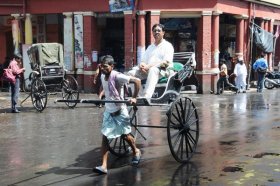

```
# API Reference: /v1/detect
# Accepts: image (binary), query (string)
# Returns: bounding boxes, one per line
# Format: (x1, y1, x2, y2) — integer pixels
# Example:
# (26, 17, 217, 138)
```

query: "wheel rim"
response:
(108, 106, 138, 157)
(31, 79, 48, 112)
(167, 96, 199, 163)
(264, 80, 274, 89)
(62, 75, 79, 108)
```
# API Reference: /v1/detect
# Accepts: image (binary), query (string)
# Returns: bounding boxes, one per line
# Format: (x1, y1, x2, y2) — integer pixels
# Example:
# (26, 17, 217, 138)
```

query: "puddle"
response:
(222, 166, 243, 172)
(219, 140, 238, 145)
(253, 152, 280, 158)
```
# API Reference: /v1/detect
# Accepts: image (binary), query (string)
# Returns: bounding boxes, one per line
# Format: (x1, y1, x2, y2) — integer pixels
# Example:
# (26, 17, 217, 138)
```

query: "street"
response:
(0, 89, 280, 185)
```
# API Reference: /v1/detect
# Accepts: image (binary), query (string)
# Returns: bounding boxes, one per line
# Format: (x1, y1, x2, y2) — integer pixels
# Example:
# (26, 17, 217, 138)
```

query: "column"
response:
(25, 13, 32, 45)
(196, 11, 212, 94)
(211, 11, 222, 92)
(268, 19, 274, 70)
(124, 10, 134, 70)
(148, 10, 160, 45)
(63, 12, 74, 72)
(11, 14, 20, 55)
(137, 11, 146, 65)
(235, 15, 248, 57)
(83, 12, 97, 93)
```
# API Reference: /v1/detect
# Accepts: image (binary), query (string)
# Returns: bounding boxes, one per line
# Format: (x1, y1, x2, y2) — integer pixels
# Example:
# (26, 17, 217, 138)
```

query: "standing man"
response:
(253, 53, 268, 93)
(9, 53, 25, 113)
(128, 23, 174, 98)
(233, 56, 247, 93)
(93, 55, 141, 174)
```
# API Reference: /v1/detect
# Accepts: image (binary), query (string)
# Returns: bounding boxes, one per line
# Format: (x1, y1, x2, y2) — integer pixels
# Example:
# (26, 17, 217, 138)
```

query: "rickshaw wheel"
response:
(61, 75, 79, 108)
(264, 79, 275, 89)
(30, 78, 48, 112)
(167, 96, 199, 163)
(108, 106, 138, 157)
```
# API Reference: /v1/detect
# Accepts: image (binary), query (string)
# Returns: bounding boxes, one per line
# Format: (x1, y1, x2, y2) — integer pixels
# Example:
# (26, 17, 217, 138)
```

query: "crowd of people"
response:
(214, 52, 268, 95)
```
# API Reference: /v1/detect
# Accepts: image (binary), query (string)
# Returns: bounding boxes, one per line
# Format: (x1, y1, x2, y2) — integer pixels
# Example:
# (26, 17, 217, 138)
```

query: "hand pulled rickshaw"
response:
(21, 43, 79, 112)
(55, 52, 199, 163)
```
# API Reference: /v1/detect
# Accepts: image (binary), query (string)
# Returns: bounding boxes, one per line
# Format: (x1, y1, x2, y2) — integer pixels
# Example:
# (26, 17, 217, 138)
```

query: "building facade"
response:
(0, 0, 280, 93)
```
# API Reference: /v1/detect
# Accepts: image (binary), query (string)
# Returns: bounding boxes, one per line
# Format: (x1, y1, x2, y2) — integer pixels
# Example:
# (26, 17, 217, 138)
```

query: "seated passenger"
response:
(127, 23, 174, 98)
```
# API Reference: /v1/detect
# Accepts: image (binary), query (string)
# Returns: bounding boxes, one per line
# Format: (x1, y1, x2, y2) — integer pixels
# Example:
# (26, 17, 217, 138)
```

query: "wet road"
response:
(1, 89, 280, 185)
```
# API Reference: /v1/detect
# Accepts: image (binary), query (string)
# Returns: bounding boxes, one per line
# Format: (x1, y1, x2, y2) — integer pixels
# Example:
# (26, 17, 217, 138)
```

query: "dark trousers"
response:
(10, 78, 20, 110)
(257, 73, 265, 92)
(217, 76, 238, 93)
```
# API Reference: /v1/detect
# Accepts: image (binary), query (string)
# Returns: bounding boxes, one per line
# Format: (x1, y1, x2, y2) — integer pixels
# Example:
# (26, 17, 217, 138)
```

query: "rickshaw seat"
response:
(158, 62, 184, 83)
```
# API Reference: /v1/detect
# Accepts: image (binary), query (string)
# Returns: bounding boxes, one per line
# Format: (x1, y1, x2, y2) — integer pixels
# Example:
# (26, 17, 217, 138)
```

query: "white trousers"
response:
(127, 66, 161, 98)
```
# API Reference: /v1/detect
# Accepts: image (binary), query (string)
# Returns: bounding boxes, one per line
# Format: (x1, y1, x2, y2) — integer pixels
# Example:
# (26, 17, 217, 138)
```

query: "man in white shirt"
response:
(128, 23, 174, 98)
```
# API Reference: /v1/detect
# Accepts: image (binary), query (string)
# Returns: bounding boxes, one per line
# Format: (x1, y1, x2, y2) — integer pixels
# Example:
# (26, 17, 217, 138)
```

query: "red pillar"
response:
(124, 11, 134, 70)
(268, 19, 274, 70)
(83, 12, 97, 93)
(211, 11, 221, 92)
(197, 11, 212, 93)
(137, 11, 146, 65)
(148, 10, 160, 45)
(235, 16, 245, 56)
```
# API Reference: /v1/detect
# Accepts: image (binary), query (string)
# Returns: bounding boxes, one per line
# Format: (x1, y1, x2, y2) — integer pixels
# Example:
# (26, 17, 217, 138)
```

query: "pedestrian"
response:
(9, 53, 25, 113)
(215, 61, 238, 95)
(253, 53, 268, 93)
(127, 23, 174, 98)
(93, 55, 141, 174)
(233, 56, 247, 93)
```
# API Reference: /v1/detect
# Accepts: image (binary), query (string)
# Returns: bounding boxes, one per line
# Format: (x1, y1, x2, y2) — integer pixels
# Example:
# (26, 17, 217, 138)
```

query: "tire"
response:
(61, 75, 79, 108)
(30, 78, 48, 112)
(167, 96, 199, 163)
(264, 79, 275, 89)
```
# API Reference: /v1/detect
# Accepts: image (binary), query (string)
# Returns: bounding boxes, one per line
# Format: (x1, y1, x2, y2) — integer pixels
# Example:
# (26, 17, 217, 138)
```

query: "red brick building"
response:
(0, 0, 280, 93)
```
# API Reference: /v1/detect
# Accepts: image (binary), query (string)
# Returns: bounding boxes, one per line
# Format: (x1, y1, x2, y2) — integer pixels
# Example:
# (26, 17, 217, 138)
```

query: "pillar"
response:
(235, 15, 247, 56)
(25, 13, 32, 45)
(83, 12, 97, 93)
(148, 10, 160, 45)
(196, 11, 212, 94)
(268, 19, 274, 71)
(124, 10, 134, 70)
(63, 12, 74, 72)
(137, 11, 146, 65)
(211, 11, 222, 92)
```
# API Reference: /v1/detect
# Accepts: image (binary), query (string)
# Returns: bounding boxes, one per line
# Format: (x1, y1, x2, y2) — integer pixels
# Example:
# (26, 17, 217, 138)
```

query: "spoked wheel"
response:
(167, 96, 199, 163)
(30, 78, 48, 112)
(108, 106, 138, 157)
(264, 79, 275, 89)
(22, 78, 32, 92)
(61, 75, 79, 108)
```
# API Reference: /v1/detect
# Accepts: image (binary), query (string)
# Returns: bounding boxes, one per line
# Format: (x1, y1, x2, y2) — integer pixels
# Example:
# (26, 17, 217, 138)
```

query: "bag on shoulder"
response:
(2, 68, 15, 84)
(257, 67, 267, 74)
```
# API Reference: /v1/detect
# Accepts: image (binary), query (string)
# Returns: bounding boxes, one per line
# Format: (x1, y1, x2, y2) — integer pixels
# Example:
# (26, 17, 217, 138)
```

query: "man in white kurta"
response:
(128, 23, 174, 98)
(234, 57, 247, 93)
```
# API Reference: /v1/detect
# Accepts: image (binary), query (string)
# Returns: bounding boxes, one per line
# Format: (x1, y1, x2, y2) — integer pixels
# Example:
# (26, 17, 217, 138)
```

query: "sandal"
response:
(93, 166, 108, 174)
(132, 150, 141, 165)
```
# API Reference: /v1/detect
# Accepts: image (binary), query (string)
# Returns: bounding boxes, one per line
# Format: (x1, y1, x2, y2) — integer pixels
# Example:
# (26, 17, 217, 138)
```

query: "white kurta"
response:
(234, 63, 247, 91)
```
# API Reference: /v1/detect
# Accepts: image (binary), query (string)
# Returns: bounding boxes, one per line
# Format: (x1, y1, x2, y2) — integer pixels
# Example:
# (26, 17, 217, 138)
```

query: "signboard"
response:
(74, 14, 84, 69)
(109, 0, 134, 12)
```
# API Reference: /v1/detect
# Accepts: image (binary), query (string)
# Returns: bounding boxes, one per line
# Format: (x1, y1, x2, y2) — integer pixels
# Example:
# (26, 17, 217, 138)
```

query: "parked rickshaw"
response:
(22, 43, 79, 112)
